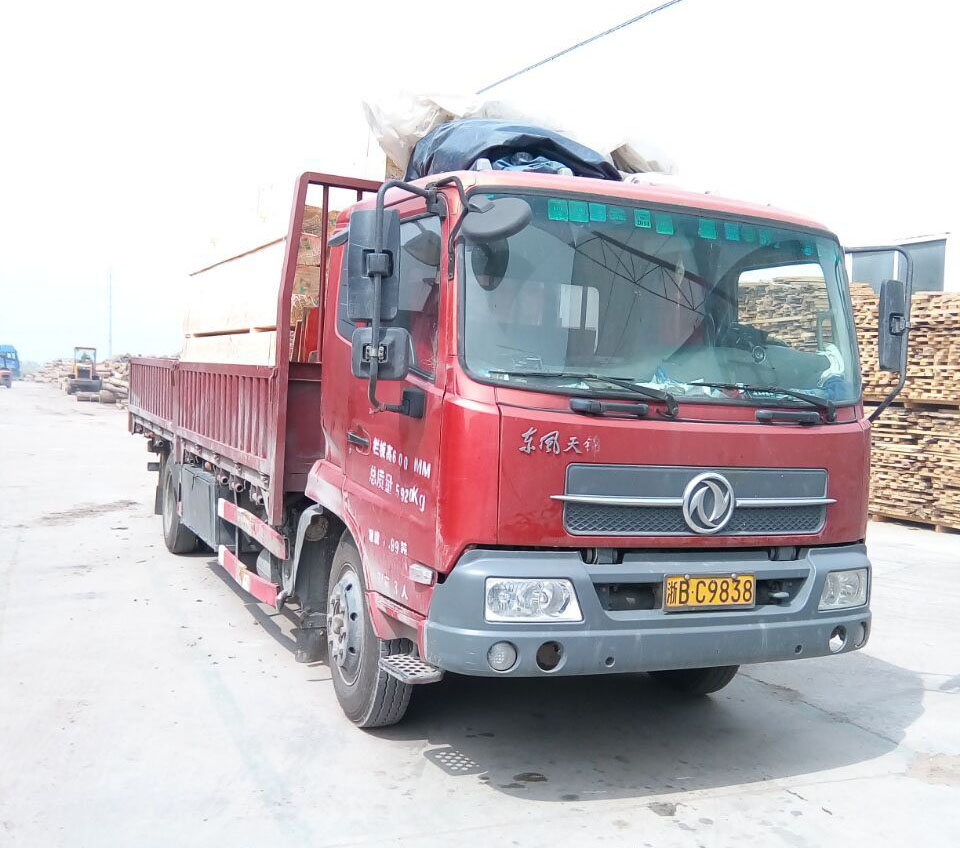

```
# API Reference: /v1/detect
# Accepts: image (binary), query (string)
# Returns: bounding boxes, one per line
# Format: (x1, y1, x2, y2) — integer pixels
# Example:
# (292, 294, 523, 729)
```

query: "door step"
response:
(379, 653, 443, 685)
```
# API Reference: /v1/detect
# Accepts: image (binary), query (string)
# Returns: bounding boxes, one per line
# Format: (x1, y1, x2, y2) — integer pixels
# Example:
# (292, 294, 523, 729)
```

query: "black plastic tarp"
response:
(404, 119, 622, 182)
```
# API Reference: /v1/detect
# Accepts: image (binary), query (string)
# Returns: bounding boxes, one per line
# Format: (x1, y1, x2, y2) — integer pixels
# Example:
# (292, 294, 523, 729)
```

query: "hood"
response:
(495, 388, 869, 549)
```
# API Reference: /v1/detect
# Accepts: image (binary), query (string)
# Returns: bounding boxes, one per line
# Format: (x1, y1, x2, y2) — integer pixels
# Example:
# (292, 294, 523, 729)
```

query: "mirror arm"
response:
(426, 175, 490, 279)
(844, 246, 914, 422)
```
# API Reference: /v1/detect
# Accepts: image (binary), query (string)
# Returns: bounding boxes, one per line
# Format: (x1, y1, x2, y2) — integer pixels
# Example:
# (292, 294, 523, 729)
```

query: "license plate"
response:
(663, 574, 756, 611)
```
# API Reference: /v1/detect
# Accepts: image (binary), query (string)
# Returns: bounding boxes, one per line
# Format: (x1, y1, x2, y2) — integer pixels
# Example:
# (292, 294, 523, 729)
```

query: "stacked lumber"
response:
(181, 205, 338, 365)
(853, 285, 960, 530)
(851, 284, 960, 404)
(868, 404, 960, 531)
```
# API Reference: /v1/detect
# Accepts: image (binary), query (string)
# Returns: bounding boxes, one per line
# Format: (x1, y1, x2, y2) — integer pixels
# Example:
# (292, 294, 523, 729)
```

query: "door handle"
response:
(347, 430, 370, 450)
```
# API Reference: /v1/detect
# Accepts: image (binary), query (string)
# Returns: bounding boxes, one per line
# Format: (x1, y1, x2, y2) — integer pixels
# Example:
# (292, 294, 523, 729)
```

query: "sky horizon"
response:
(1, 0, 956, 363)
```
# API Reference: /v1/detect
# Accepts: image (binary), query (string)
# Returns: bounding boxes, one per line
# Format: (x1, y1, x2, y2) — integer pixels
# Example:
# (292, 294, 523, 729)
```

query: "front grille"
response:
(565, 502, 824, 536)
(561, 464, 829, 537)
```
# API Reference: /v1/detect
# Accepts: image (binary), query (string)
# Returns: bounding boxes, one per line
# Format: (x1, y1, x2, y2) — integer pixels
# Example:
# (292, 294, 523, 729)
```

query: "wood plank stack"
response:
(867, 404, 960, 531)
(180, 205, 338, 365)
(851, 283, 960, 404)
(852, 284, 960, 530)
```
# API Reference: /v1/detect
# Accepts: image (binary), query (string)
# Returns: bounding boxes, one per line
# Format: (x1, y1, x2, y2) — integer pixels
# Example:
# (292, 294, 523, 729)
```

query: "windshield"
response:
(462, 192, 860, 406)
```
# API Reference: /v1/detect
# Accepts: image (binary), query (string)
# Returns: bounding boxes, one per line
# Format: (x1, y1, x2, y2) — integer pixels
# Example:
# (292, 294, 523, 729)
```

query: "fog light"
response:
(829, 625, 847, 653)
(484, 578, 583, 623)
(536, 641, 563, 671)
(487, 641, 518, 672)
(819, 568, 868, 610)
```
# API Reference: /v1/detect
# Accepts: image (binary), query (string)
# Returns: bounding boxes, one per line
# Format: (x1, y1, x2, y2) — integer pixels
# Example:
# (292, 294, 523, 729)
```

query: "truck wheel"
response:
(327, 534, 411, 728)
(161, 460, 198, 554)
(650, 665, 739, 695)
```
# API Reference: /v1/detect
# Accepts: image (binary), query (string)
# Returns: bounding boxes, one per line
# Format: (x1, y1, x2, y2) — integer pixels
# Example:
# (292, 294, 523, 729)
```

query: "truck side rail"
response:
(128, 356, 176, 435)
(129, 358, 275, 486)
(175, 362, 274, 475)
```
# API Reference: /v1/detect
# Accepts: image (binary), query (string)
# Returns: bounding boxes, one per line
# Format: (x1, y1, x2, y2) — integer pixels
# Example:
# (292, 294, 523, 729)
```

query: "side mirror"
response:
(346, 209, 401, 321)
(350, 327, 411, 381)
(878, 278, 907, 372)
(461, 196, 532, 243)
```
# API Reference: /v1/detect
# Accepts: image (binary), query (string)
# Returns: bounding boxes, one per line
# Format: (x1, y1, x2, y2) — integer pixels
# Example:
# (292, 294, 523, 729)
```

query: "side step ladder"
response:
(217, 545, 280, 608)
(379, 654, 443, 685)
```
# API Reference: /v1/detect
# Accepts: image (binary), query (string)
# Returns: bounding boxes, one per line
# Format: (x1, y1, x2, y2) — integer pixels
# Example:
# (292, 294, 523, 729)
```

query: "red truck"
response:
(128, 169, 912, 727)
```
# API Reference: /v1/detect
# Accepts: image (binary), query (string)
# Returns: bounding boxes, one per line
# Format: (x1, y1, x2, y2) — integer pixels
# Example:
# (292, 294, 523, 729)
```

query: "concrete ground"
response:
(1, 381, 958, 848)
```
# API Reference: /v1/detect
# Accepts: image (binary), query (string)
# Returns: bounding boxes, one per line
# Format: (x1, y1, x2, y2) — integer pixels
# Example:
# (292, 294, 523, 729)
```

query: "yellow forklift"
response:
(66, 346, 103, 394)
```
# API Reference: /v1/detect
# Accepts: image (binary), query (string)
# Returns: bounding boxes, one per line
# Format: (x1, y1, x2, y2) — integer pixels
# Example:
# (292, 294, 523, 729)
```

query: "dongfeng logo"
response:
(682, 473, 736, 534)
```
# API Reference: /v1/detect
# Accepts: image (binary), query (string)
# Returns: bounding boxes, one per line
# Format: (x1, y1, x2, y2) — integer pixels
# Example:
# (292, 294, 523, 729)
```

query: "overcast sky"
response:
(1, 0, 956, 362)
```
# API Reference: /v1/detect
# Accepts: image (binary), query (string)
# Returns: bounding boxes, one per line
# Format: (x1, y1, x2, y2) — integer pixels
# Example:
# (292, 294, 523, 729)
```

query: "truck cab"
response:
(0, 345, 19, 387)
(310, 170, 878, 716)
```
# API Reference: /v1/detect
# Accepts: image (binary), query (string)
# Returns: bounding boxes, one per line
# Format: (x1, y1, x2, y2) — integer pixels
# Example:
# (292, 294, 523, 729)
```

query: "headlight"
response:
(819, 568, 868, 610)
(484, 578, 583, 623)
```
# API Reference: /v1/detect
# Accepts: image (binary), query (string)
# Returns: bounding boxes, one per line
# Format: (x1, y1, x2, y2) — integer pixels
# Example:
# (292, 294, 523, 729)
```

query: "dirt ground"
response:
(1, 381, 958, 847)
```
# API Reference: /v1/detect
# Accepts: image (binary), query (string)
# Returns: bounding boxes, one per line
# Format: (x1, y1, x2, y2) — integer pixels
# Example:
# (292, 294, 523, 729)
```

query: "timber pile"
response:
(868, 404, 960, 531)
(851, 284, 960, 405)
(852, 285, 960, 531)
(28, 355, 132, 407)
(99, 356, 131, 405)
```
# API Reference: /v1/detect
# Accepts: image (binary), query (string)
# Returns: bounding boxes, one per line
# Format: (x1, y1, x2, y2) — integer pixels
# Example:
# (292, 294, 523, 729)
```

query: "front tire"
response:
(650, 665, 739, 695)
(327, 534, 411, 728)
(161, 458, 198, 554)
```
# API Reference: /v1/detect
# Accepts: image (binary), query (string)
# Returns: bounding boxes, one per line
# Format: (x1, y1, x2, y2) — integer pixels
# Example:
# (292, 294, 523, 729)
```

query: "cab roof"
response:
(366, 170, 835, 238)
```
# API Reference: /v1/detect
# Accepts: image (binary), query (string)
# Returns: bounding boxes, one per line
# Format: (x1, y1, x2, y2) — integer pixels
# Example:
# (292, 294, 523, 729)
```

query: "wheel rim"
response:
(162, 471, 175, 537)
(328, 567, 364, 686)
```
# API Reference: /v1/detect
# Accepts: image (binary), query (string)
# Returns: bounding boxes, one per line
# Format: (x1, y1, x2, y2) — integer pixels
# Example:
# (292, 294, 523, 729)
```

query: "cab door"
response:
(342, 212, 445, 617)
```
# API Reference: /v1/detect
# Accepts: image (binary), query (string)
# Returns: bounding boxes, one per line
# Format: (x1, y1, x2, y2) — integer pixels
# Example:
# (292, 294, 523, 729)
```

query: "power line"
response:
(476, 0, 687, 95)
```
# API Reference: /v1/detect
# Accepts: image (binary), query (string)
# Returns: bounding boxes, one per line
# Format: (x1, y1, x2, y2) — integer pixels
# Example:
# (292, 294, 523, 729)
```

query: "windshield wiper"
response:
(488, 370, 679, 417)
(686, 381, 836, 422)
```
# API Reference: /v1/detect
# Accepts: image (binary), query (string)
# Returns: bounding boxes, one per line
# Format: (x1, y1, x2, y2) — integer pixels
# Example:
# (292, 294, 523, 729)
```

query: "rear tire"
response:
(327, 534, 411, 728)
(650, 665, 739, 695)
(161, 458, 198, 554)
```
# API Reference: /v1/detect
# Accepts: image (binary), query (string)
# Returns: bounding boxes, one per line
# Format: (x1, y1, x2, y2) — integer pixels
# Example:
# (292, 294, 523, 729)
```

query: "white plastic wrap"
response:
(362, 92, 678, 176)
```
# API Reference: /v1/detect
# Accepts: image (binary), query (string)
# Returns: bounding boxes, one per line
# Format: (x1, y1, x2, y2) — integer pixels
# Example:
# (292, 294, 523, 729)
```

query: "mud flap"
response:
(294, 610, 327, 663)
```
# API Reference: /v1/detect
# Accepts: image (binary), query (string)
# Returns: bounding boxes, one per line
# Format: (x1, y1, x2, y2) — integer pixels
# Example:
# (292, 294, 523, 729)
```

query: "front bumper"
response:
(423, 545, 871, 677)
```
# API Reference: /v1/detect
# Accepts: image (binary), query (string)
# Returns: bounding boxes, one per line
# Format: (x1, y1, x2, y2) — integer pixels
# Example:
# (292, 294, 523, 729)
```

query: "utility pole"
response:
(108, 267, 113, 358)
